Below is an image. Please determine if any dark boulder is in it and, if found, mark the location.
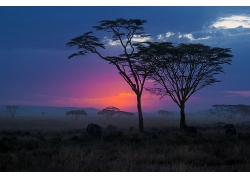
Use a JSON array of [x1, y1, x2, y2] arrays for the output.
[[87, 123, 102, 138], [224, 124, 236, 135]]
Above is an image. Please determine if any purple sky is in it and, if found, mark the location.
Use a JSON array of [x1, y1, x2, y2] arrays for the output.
[[0, 6, 250, 112]]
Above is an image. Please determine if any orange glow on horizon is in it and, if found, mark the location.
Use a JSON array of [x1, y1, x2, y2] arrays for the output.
[[69, 92, 137, 111], [33, 91, 172, 112]]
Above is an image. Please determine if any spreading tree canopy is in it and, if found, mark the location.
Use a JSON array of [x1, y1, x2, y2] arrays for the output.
[[141, 42, 233, 130], [66, 18, 155, 133]]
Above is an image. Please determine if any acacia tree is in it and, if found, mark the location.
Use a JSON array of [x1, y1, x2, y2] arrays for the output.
[[158, 110, 174, 118], [237, 104, 250, 119], [66, 18, 154, 133], [5, 105, 19, 119], [212, 104, 226, 118], [66, 110, 87, 119], [97, 106, 120, 119], [116, 111, 135, 119], [143, 42, 233, 130]]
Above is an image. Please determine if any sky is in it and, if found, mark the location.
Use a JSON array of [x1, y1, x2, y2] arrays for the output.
[[1, 4, 250, 112]]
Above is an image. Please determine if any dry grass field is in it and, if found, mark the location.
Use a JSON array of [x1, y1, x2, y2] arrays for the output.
[[0, 114, 250, 172]]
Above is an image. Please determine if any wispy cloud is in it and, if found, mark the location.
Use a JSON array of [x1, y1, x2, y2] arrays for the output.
[[156, 14, 250, 44], [223, 91, 250, 97], [211, 15, 250, 29], [132, 35, 151, 42], [157, 32, 175, 40], [166, 32, 175, 38], [103, 35, 151, 46], [182, 33, 211, 41]]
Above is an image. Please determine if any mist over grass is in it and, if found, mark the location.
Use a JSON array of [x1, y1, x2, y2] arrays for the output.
[[0, 113, 250, 172]]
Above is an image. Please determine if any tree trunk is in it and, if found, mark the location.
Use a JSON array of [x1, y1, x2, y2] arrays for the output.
[[180, 102, 186, 131], [137, 94, 144, 133]]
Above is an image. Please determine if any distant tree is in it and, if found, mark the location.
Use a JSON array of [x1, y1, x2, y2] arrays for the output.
[[97, 110, 112, 119], [5, 105, 19, 119], [97, 106, 135, 119], [97, 106, 120, 119], [66, 110, 87, 120], [237, 104, 250, 119], [224, 105, 239, 119], [205, 109, 217, 118], [104, 106, 120, 112], [158, 110, 174, 118], [212, 104, 227, 119], [66, 18, 156, 133], [117, 111, 135, 119], [224, 104, 250, 119], [41, 112, 46, 116], [142, 42, 233, 131]]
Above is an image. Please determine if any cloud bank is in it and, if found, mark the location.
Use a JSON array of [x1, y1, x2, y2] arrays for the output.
[[156, 14, 250, 46]]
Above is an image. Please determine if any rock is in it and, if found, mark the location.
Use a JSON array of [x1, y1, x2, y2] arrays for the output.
[[224, 124, 236, 135], [87, 123, 102, 138]]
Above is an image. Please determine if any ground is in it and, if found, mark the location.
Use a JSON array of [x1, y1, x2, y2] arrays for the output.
[[0, 114, 250, 171]]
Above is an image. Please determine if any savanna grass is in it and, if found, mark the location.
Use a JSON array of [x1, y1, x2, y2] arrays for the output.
[[0, 116, 250, 171]]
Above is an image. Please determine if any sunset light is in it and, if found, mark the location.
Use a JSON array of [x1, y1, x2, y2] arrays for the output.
[[1, 5, 250, 172], [1, 6, 249, 113]]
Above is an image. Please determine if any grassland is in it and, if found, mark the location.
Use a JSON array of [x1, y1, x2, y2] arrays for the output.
[[0, 114, 250, 172]]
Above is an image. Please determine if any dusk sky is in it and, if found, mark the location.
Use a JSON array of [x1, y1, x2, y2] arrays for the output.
[[1, 5, 250, 112]]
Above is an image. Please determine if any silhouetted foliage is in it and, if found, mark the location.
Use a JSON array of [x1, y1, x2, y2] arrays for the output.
[[205, 109, 217, 118], [140, 42, 233, 131], [158, 110, 174, 117], [97, 110, 115, 119], [116, 111, 135, 119], [97, 106, 135, 119], [212, 104, 226, 118], [209, 104, 250, 119], [97, 106, 120, 119], [104, 106, 120, 112], [67, 18, 155, 133], [66, 110, 87, 120], [5, 106, 19, 119]]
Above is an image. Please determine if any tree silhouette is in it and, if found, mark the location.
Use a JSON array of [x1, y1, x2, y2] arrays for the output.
[[66, 18, 154, 133], [205, 109, 217, 118], [97, 106, 120, 119], [116, 111, 135, 119], [5, 105, 19, 119], [66, 110, 87, 120], [104, 106, 120, 112], [212, 104, 250, 119], [158, 110, 174, 118], [143, 42, 233, 130], [224, 105, 239, 119], [237, 104, 250, 119], [97, 106, 135, 119], [212, 104, 226, 119]]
